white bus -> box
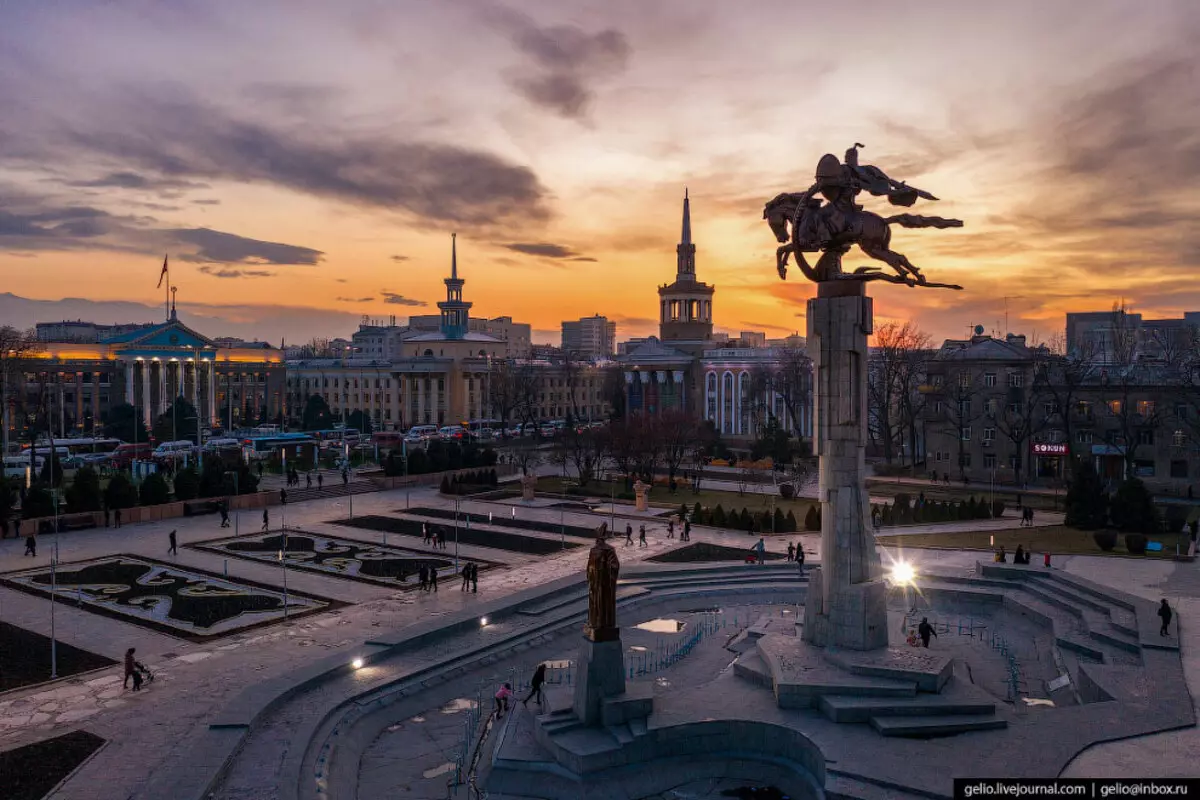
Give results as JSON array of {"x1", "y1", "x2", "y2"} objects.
[{"x1": 3, "y1": 455, "x2": 40, "y2": 480}]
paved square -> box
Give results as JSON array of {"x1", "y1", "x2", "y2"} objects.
[
  {"x1": 400, "y1": 506, "x2": 600, "y2": 539},
  {"x1": 189, "y1": 529, "x2": 499, "y2": 589},
  {"x1": 336, "y1": 515, "x2": 584, "y2": 555},
  {"x1": 0, "y1": 555, "x2": 339, "y2": 640}
]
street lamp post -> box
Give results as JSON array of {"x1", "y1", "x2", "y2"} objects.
[
  {"x1": 224, "y1": 470, "x2": 240, "y2": 537},
  {"x1": 454, "y1": 496, "x2": 460, "y2": 571}
]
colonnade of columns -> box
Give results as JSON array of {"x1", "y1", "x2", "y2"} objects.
[{"x1": 122, "y1": 358, "x2": 218, "y2": 433}]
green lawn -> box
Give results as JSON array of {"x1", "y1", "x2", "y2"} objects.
[
  {"x1": 535, "y1": 477, "x2": 818, "y2": 520},
  {"x1": 877, "y1": 525, "x2": 1185, "y2": 559}
]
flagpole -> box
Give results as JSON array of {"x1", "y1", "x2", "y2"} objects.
[{"x1": 165, "y1": 255, "x2": 170, "y2": 321}]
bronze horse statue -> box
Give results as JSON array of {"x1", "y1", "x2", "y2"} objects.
[{"x1": 763, "y1": 146, "x2": 964, "y2": 290}]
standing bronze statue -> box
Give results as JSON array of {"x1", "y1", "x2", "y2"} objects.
[
  {"x1": 585, "y1": 526, "x2": 620, "y2": 642},
  {"x1": 763, "y1": 143, "x2": 964, "y2": 290}
]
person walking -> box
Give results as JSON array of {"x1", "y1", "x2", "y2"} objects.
[
  {"x1": 103, "y1": 506, "x2": 110, "y2": 528},
  {"x1": 625, "y1": 524, "x2": 633, "y2": 547},
  {"x1": 471, "y1": 562, "x2": 478, "y2": 593},
  {"x1": 1158, "y1": 599, "x2": 1173, "y2": 637},
  {"x1": 494, "y1": 682, "x2": 513, "y2": 718},
  {"x1": 638, "y1": 524, "x2": 647, "y2": 548},
  {"x1": 1027, "y1": 507, "x2": 1035, "y2": 527},
  {"x1": 280, "y1": 488, "x2": 287, "y2": 506},
  {"x1": 667, "y1": 519, "x2": 675, "y2": 539},
  {"x1": 317, "y1": 472, "x2": 323, "y2": 490},
  {"x1": 522, "y1": 664, "x2": 547, "y2": 709},
  {"x1": 306, "y1": 473, "x2": 312, "y2": 490},
  {"x1": 796, "y1": 544, "x2": 806, "y2": 576},
  {"x1": 429, "y1": 566, "x2": 438, "y2": 592},
  {"x1": 918, "y1": 617, "x2": 938, "y2": 648},
  {"x1": 753, "y1": 537, "x2": 766, "y2": 564},
  {"x1": 439, "y1": 529, "x2": 447, "y2": 550},
  {"x1": 124, "y1": 648, "x2": 138, "y2": 690},
  {"x1": 418, "y1": 564, "x2": 428, "y2": 591},
  {"x1": 786, "y1": 542, "x2": 795, "y2": 562},
  {"x1": 262, "y1": 509, "x2": 269, "y2": 532},
  {"x1": 168, "y1": 530, "x2": 178, "y2": 556},
  {"x1": 114, "y1": 507, "x2": 122, "y2": 528},
  {"x1": 220, "y1": 504, "x2": 230, "y2": 528},
  {"x1": 461, "y1": 563, "x2": 471, "y2": 591},
  {"x1": 24, "y1": 531, "x2": 36, "y2": 557},
  {"x1": 682, "y1": 519, "x2": 691, "y2": 542},
  {"x1": 1013, "y1": 544, "x2": 1025, "y2": 565}
]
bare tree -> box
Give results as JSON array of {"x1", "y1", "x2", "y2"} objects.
[
  {"x1": 1096, "y1": 306, "x2": 1162, "y2": 477},
  {"x1": 749, "y1": 342, "x2": 812, "y2": 440},
  {"x1": 553, "y1": 425, "x2": 609, "y2": 487},
  {"x1": 939, "y1": 368, "x2": 985, "y2": 480},
  {"x1": 657, "y1": 408, "x2": 698, "y2": 485},
  {"x1": 1159, "y1": 322, "x2": 1200, "y2": 451},
  {"x1": 1033, "y1": 332, "x2": 1101, "y2": 475},
  {"x1": 601, "y1": 365, "x2": 626, "y2": 420},
  {"x1": 992, "y1": 367, "x2": 1049, "y2": 485},
  {"x1": 510, "y1": 437, "x2": 542, "y2": 476},
  {"x1": 488, "y1": 358, "x2": 539, "y2": 436},
  {"x1": 868, "y1": 322, "x2": 930, "y2": 464}
]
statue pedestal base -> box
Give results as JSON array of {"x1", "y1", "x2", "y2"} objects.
[
  {"x1": 572, "y1": 636, "x2": 627, "y2": 725},
  {"x1": 801, "y1": 566, "x2": 889, "y2": 650}
]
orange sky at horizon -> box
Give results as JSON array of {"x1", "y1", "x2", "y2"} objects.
[{"x1": 2, "y1": 1, "x2": 1198, "y2": 346}]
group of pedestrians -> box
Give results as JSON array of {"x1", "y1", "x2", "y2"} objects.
[
  {"x1": 1018, "y1": 506, "x2": 1036, "y2": 526},
  {"x1": 417, "y1": 563, "x2": 439, "y2": 592},
  {"x1": 422, "y1": 523, "x2": 447, "y2": 549},
  {"x1": 460, "y1": 562, "x2": 479, "y2": 592},
  {"x1": 785, "y1": 541, "x2": 806, "y2": 574},
  {"x1": 622, "y1": 523, "x2": 650, "y2": 548}
]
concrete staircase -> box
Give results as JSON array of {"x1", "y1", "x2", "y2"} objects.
[{"x1": 280, "y1": 478, "x2": 380, "y2": 504}]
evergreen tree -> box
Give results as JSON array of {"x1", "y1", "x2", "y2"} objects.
[
  {"x1": 104, "y1": 472, "x2": 138, "y2": 509},
  {"x1": 301, "y1": 394, "x2": 334, "y2": 431},
  {"x1": 22, "y1": 484, "x2": 55, "y2": 518},
  {"x1": 152, "y1": 397, "x2": 199, "y2": 444},
  {"x1": 804, "y1": 506, "x2": 819, "y2": 531},
  {"x1": 1109, "y1": 478, "x2": 1157, "y2": 534},
  {"x1": 692, "y1": 502, "x2": 703, "y2": 522},
  {"x1": 39, "y1": 451, "x2": 64, "y2": 488},
  {"x1": 139, "y1": 472, "x2": 171, "y2": 506},
  {"x1": 785, "y1": 509, "x2": 798, "y2": 532},
  {"x1": 346, "y1": 409, "x2": 374, "y2": 435},
  {"x1": 440, "y1": 474, "x2": 452, "y2": 493},
  {"x1": 103, "y1": 402, "x2": 148, "y2": 443},
  {"x1": 773, "y1": 507, "x2": 787, "y2": 532},
  {"x1": 65, "y1": 466, "x2": 103, "y2": 512},
  {"x1": 1064, "y1": 460, "x2": 1108, "y2": 530},
  {"x1": 712, "y1": 504, "x2": 726, "y2": 527},
  {"x1": 0, "y1": 477, "x2": 15, "y2": 529},
  {"x1": 173, "y1": 466, "x2": 201, "y2": 501}
]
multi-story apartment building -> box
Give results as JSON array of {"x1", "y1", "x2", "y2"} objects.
[
  {"x1": 921, "y1": 329, "x2": 1200, "y2": 492},
  {"x1": 561, "y1": 315, "x2": 617, "y2": 361}
]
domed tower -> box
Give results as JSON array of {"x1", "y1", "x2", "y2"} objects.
[{"x1": 658, "y1": 189, "x2": 714, "y2": 354}]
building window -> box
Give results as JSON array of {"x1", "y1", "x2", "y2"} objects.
[
  {"x1": 984, "y1": 453, "x2": 996, "y2": 469},
  {"x1": 1008, "y1": 372, "x2": 1023, "y2": 388},
  {"x1": 984, "y1": 398, "x2": 997, "y2": 416},
  {"x1": 960, "y1": 426, "x2": 971, "y2": 441},
  {"x1": 1174, "y1": 430, "x2": 1188, "y2": 447},
  {"x1": 1170, "y1": 460, "x2": 1189, "y2": 479},
  {"x1": 1136, "y1": 400, "x2": 1155, "y2": 417},
  {"x1": 1136, "y1": 430, "x2": 1154, "y2": 446},
  {"x1": 1048, "y1": 429, "x2": 1064, "y2": 444},
  {"x1": 1076, "y1": 401, "x2": 1092, "y2": 420},
  {"x1": 1133, "y1": 460, "x2": 1155, "y2": 478},
  {"x1": 934, "y1": 401, "x2": 944, "y2": 414},
  {"x1": 958, "y1": 452, "x2": 972, "y2": 467},
  {"x1": 1107, "y1": 400, "x2": 1122, "y2": 415},
  {"x1": 958, "y1": 372, "x2": 970, "y2": 388},
  {"x1": 931, "y1": 375, "x2": 944, "y2": 388},
  {"x1": 1174, "y1": 403, "x2": 1189, "y2": 420},
  {"x1": 982, "y1": 427, "x2": 995, "y2": 443},
  {"x1": 1044, "y1": 401, "x2": 1060, "y2": 416},
  {"x1": 983, "y1": 373, "x2": 997, "y2": 387}
]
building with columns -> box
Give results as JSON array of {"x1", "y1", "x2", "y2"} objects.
[
  {"x1": 286, "y1": 235, "x2": 611, "y2": 430},
  {"x1": 12, "y1": 309, "x2": 286, "y2": 440},
  {"x1": 619, "y1": 191, "x2": 813, "y2": 443}
]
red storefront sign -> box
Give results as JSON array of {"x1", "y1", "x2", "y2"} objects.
[{"x1": 1031, "y1": 443, "x2": 1068, "y2": 456}]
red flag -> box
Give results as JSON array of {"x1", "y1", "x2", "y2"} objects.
[{"x1": 156, "y1": 254, "x2": 169, "y2": 288}]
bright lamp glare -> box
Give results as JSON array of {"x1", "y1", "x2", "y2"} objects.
[
  {"x1": 891, "y1": 561, "x2": 916, "y2": 585},
  {"x1": 480, "y1": 616, "x2": 489, "y2": 627},
  {"x1": 352, "y1": 658, "x2": 364, "y2": 669}
]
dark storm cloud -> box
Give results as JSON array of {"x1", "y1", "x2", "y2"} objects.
[
  {"x1": 66, "y1": 171, "x2": 209, "y2": 191},
  {"x1": 490, "y1": 7, "x2": 630, "y2": 120},
  {"x1": 198, "y1": 266, "x2": 274, "y2": 279},
  {"x1": 389, "y1": 254, "x2": 409, "y2": 262},
  {"x1": 170, "y1": 228, "x2": 323, "y2": 265},
  {"x1": 503, "y1": 241, "x2": 594, "y2": 260},
  {"x1": 381, "y1": 292, "x2": 426, "y2": 307},
  {"x1": 0, "y1": 204, "x2": 118, "y2": 249},
  {"x1": 54, "y1": 95, "x2": 550, "y2": 226}
]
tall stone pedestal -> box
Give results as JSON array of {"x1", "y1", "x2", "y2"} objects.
[
  {"x1": 572, "y1": 637, "x2": 627, "y2": 725},
  {"x1": 802, "y1": 281, "x2": 888, "y2": 650}
]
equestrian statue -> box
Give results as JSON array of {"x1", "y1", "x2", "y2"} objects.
[{"x1": 763, "y1": 143, "x2": 963, "y2": 290}]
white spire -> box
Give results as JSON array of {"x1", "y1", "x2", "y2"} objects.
[{"x1": 451, "y1": 232, "x2": 457, "y2": 280}]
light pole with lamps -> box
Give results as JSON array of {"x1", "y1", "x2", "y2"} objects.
[
  {"x1": 453, "y1": 496, "x2": 460, "y2": 571},
  {"x1": 224, "y1": 470, "x2": 240, "y2": 537}
]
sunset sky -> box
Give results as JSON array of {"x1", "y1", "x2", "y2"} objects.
[{"x1": 2, "y1": 0, "x2": 1198, "y2": 346}]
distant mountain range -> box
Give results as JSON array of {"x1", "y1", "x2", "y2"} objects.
[{"x1": 0, "y1": 292, "x2": 362, "y2": 345}]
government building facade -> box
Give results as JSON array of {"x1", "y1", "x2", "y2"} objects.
[{"x1": 618, "y1": 192, "x2": 813, "y2": 442}]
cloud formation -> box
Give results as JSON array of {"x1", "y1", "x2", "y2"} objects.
[
  {"x1": 381, "y1": 291, "x2": 426, "y2": 306},
  {"x1": 66, "y1": 171, "x2": 209, "y2": 192},
  {"x1": 171, "y1": 227, "x2": 323, "y2": 265},
  {"x1": 389, "y1": 254, "x2": 409, "y2": 262},
  {"x1": 337, "y1": 295, "x2": 375, "y2": 302},
  {"x1": 198, "y1": 265, "x2": 274, "y2": 279},
  {"x1": 492, "y1": 9, "x2": 630, "y2": 120},
  {"x1": 503, "y1": 241, "x2": 595, "y2": 261}
]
